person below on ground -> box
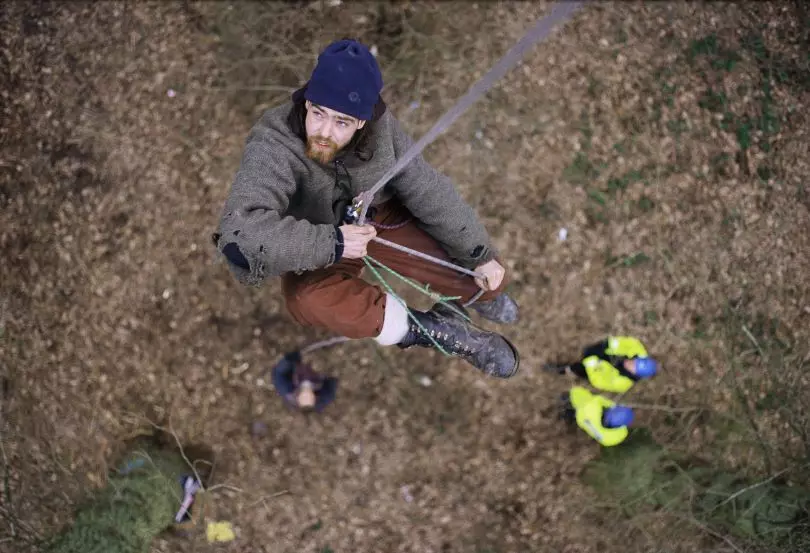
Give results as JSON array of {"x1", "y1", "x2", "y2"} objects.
[
  {"x1": 213, "y1": 38, "x2": 520, "y2": 378},
  {"x1": 545, "y1": 335, "x2": 658, "y2": 393},
  {"x1": 271, "y1": 351, "x2": 338, "y2": 412},
  {"x1": 561, "y1": 386, "x2": 634, "y2": 447}
]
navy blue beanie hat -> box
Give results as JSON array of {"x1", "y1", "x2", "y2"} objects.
[{"x1": 304, "y1": 39, "x2": 383, "y2": 121}]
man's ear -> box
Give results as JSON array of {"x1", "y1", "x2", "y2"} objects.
[
  {"x1": 357, "y1": 120, "x2": 366, "y2": 129},
  {"x1": 305, "y1": 100, "x2": 312, "y2": 110}
]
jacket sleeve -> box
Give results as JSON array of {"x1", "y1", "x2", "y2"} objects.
[
  {"x1": 385, "y1": 114, "x2": 497, "y2": 269},
  {"x1": 213, "y1": 114, "x2": 340, "y2": 285}
]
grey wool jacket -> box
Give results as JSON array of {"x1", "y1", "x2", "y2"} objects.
[{"x1": 213, "y1": 99, "x2": 496, "y2": 286}]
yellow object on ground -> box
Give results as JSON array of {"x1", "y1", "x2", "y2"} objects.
[{"x1": 207, "y1": 521, "x2": 236, "y2": 543}]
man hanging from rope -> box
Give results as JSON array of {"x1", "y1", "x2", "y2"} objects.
[{"x1": 213, "y1": 39, "x2": 519, "y2": 378}]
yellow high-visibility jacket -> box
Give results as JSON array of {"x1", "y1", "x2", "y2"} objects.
[
  {"x1": 579, "y1": 336, "x2": 649, "y2": 393},
  {"x1": 569, "y1": 386, "x2": 629, "y2": 447}
]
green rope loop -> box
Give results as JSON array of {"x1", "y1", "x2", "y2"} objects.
[
  {"x1": 362, "y1": 256, "x2": 453, "y2": 357},
  {"x1": 362, "y1": 255, "x2": 473, "y2": 322}
]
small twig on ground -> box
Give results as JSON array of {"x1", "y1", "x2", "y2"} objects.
[
  {"x1": 714, "y1": 465, "x2": 801, "y2": 509},
  {"x1": 245, "y1": 489, "x2": 291, "y2": 508},
  {"x1": 129, "y1": 413, "x2": 211, "y2": 492},
  {"x1": 741, "y1": 324, "x2": 765, "y2": 359},
  {"x1": 0, "y1": 438, "x2": 13, "y2": 539},
  {"x1": 672, "y1": 513, "x2": 746, "y2": 553},
  {"x1": 0, "y1": 505, "x2": 42, "y2": 543},
  {"x1": 165, "y1": 417, "x2": 206, "y2": 491},
  {"x1": 622, "y1": 402, "x2": 703, "y2": 414},
  {"x1": 205, "y1": 484, "x2": 245, "y2": 494}
]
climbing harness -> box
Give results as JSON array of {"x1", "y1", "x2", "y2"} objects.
[{"x1": 287, "y1": 1, "x2": 584, "y2": 357}]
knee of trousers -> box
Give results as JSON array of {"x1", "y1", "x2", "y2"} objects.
[{"x1": 282, "y1": 276, "x2": 325, "y2": 327}]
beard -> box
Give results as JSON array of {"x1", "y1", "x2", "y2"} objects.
[{"x1": 305, "y1": 136, "x2": 340, "y2": 164}]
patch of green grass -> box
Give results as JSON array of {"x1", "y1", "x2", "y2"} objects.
[
  {"x1": 798, "y1": 181, "x2": 810, "y2": 209},
  {"x1": 698, "y1": 87, "x2": 728, "y2": 113},
  {"x1": 578, "y1": 110, "x2": 593, "y2": 150},
  {"x1": 711, "y1": 152, "x2": 732, "y2": 171},
  {"x1": 607, "y1": 168, "x2": 646, "y2": 195},
  {"x1": 585, "y1": 205, "x2": 609, "y2": 226},
  {"x1": 621, "y1": 252, "x2": 650, "y2": 267},
  {"x1": 688, "y1": 34, "x2": 720, "y2": 60},
  {"x1": 666, "y1": 117, "x2": 689, "y2": 137},
  {"x1": 719, "y1": 111, "x2": 736, "y2": 132},
  {"x1": 660, "y1": 164, "x2": 680, "y2": 179},
  {"x1": 755, "y1": 390, "x2": 783, "y2": 412},
  {"x1": 688, "y1": 30, "x2": 784, "y2": 165},
  {"x1": 735, "y1": 119, "x2": 753, "y2": 150},
  {"x1": 687, "y1": 33, "x2": 742, "y2": 71},
  {"x1": 691, "y1": 314, "x2": 710, "y2": 339},
  {"x1": 739, "y1": 30, "x2": 768, "y2": 63},
  {"x1": 721, "y1": 209, "x2": 741, "y2": 229},
  {"x1": 605, "y1": 250, "x2": 650, "y2": 268},
  {"x1": 587, "y1": 76, "x2": 603, "y2": 99},
  {"x1": 537, "y1": 200, "x2": 560, "y2": 220},
  {"x1": 660, "y1": 81, "x2": 677, "y2": 108},
  {"x1": 562, "y1": 152, "x2": 599, "y2": 186},
  {"x1": 756, "y1": 165, "x2": 773, "y2": 181},
  {"x1": 587, "y1": 188, "x2": 607, "y2": 206},
  {"x1": 636, "y1": 196, "x2": 655, "y2": 213}
]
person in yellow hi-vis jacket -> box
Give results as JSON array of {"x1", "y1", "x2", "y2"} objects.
[
  {"x1": 545, "y1": 336, "x2": 658, "y2": 393},
  {"x1": 561, "y1": 386, "x2": 634, "y2": 447}
]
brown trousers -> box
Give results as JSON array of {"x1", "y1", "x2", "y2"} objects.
[{"x1": 282, "y1": 200, "x2": 507, "y2": 339}]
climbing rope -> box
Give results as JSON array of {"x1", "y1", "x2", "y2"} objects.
[
  {"x1": 355, "y1": 1, "x2": 584, "y2": 224},
  {"x1": 370, "y1": 236, "x2": 486, "y2": 280}
]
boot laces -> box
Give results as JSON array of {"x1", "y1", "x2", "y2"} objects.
[{"x1": 413, "y1": 325, "x2": 473, "y2": 355}]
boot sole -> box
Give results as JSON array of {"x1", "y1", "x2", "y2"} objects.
[{"x1": 496, "y1": 334, "x2": 520, "y2": 378}]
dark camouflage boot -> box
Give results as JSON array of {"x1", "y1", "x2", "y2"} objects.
[{"x1": 397, "y1": 302, "x2": 520, "y2": 378}]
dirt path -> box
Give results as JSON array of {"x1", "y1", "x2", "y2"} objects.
[{"x1": 1, "y1": 2, "x2": 808, "y2": 552}]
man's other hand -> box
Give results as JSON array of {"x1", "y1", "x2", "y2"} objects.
[
  {"x1": 339, "y1": 224, "x2": 377, "y2": 259},
  {"x1": 474, "y1": 259, "x2": 505, "y2": 291}
]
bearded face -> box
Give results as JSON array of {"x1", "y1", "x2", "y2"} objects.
[{"x1": 304, "y1": 100, "x2": 366, "y2": 164}]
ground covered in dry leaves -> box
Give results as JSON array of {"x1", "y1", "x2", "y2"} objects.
[{"x1": 1, "y1": 1, "x2": 809, "y2": 552}]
